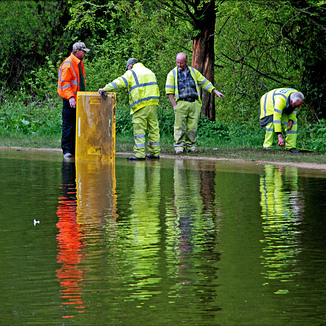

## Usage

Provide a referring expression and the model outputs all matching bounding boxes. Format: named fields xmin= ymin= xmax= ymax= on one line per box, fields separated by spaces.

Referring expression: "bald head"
xmin=176 ymin=52 xmax=188 ymax=71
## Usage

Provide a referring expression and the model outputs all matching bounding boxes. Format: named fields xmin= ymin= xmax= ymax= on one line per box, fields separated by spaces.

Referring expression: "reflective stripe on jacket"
xmin=57 ymin=53 xmax=86 ymax=100
xmin=165 ymin=66 xmax=215 ymax=105
xmin=259 ymin=88 xmax=298 ymax=133
xmin=103 ymin=63 xmax=160 ymax=114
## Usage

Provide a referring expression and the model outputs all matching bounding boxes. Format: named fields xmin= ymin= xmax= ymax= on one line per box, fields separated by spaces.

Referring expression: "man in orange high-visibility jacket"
xmin=57 ymin=42 xmax=90 ymax=159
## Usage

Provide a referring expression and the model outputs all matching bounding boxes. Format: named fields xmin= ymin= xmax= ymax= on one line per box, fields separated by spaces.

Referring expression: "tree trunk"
xmin=191 ymin=0 xmax=216 ymax=121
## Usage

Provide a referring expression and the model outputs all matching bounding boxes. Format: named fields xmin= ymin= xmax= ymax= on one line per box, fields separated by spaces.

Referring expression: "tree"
xmin=213 ymin=1 xmax=300 ymax=122
xmin=0 ymin=0 xmax=72 ymax=99
xmin=285 ymin=0 xmax=326 ymax=119
xmin=216 ymin=0 xmax=326 ymax=121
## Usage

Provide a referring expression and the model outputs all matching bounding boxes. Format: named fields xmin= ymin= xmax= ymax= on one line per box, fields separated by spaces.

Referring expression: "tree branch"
xmin=83 ymin=0 xmax=114 ymax=9
xmin=220 ymin=52 xmax=286 ymax=83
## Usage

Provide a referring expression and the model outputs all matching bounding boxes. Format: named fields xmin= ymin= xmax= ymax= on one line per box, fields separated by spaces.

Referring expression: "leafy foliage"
xmin=299 ymin=119 xmax=326 ymax=151
xmin=0 ymin=0 xmax=72 ymax=98
xmin=0 ymin=96 xmax=61 ymax=135
xmin=0 ymin=0 xmax=325 ymax=148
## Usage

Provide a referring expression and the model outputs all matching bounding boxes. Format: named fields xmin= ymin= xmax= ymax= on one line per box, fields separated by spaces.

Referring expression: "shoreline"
xmin=1 ymin=146 xmax=326 ymax=171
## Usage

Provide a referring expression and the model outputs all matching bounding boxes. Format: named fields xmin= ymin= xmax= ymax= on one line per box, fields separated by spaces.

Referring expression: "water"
xmin=0 ymin=149 xmax=326 ymax=326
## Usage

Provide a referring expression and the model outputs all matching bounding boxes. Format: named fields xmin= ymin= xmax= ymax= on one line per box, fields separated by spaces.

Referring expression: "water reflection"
xmin=56 ymin=160 xmax=118 ymax=319
xmin=2 ymin=149 xmax=325 ymax=325
xmin=120 ymin=160 xmax=161 ymax=301
xmin=56 ymin=162 xmax=85 ymax=318
xmin=259 ymin=165 xmax=303 ymax=287
xmin=166 ymin=159 xmax=221 ymax=312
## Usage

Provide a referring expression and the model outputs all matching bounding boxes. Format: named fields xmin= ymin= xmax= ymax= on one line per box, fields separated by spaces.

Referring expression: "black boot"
xmin=127 ymin=155 xmax=145 ymax=161
xmin=145 ymin=154 xmax=160 ymax=159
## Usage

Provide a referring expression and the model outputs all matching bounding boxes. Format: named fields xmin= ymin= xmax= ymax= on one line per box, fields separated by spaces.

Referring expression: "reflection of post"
xmin=259 ymin=165 xmax=302 ymax=284
xmin=76 ymin=161 xmax=117 ymax=226
xmin=56 ymin=161 xmax=84 ymax=319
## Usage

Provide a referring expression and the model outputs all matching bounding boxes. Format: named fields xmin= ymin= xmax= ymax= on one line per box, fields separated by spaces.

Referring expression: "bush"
xmin=0 ymin=94 xmax=62 ymax=135
xmin=298 ymin=119 xmax=326 ymax=152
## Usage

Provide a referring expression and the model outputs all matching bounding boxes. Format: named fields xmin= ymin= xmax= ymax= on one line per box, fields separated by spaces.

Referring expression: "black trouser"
xmin=61 ymin=98 xmax=76 ymax=155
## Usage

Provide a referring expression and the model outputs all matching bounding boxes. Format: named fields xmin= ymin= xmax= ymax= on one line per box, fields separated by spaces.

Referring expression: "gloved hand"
xmin=69 ymin=97 xmax=76 ymax=108
xmin=98 ymin=88 xmax=107 ymax=100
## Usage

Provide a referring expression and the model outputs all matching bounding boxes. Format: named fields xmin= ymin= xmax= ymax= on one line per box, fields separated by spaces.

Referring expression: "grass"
xmin=1 ymin=99 xmax=325 ymax=165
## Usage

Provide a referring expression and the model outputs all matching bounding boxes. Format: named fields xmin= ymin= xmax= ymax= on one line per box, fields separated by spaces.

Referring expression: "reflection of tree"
xmin=56 ymin=162 xmax=84 ymax=318
xmin=259 ymin=165 xmax=303 ymax=284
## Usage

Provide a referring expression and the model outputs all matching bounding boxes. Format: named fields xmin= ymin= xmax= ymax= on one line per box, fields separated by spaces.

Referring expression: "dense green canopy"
xmin=0 ymin=0 xmax=325 ymax=122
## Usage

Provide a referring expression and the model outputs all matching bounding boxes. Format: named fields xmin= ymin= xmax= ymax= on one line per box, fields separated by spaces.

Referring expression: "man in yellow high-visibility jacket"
xmin=165 ymin=52 xmax=224 ymax=154
xmin=259 ymin=88 xmax=304 ymax=153
xmin=99 ymin=58 xmax=160 ymax=160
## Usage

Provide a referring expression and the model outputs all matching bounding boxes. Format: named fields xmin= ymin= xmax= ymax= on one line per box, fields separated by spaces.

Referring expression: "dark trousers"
xmin=61 ymin=98 xmax=76 ymax=155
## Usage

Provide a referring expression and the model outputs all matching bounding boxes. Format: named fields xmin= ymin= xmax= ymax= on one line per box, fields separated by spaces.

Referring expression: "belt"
xmin=179 ymin=97 xmax=197 ymax=102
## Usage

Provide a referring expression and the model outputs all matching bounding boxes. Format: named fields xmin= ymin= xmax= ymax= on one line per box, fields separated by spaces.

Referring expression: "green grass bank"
xmin=1 ymin=100 xmax=325 ymax=165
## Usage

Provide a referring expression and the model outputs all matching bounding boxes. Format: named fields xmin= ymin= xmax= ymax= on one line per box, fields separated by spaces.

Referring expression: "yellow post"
xmin=75 ymin=91 xmax=116 ymax=161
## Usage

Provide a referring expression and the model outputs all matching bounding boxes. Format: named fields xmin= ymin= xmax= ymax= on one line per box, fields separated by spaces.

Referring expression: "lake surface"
xmin=0 ymin=149 xmax=326 ymax=326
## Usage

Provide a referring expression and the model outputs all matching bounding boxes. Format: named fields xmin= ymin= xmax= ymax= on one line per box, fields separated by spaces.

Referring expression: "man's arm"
xmin=60 ymin=63 xmax=77 ymax=108
xmin=194 ymin=69 xmax=224 ymax=98
xmin=168 ymin=94 xmax=177 ymax=110
xmin=99 ymin=72 xmax=131 ymax=94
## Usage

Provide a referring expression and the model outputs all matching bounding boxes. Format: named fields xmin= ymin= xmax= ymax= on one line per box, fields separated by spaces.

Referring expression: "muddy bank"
xmin=2 ymin=146 xmax=325 ymax=171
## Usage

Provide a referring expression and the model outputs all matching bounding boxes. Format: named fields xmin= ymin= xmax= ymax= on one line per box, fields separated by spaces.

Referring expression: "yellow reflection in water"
xmin=117 ymin=161 xmax=162 ymax=301
xmin=76 ymin=160 xmax=117 ymax=224
xmin=259 ymin=165 xmax=303 ymax=284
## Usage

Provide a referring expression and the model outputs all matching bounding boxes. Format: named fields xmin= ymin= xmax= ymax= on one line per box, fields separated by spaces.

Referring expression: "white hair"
xmin=291 ymin=92 xmax=304 ymax=103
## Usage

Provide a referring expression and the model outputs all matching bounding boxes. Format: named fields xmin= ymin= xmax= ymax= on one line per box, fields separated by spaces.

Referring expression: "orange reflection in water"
xmin=56 ymin=160 xmax=117 ymax=319
xmin=56 ymin=162 xmax=85 ymax=318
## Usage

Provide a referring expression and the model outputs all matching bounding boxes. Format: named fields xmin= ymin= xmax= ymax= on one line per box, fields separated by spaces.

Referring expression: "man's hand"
xmin=69 ymin=97 xmax=76 ymax=108
xmin=98 ymin=88 xmax=104 ymax=94
xmin=287 ymin=120 xmax=293 ymax=131
xmin=277 ymin=134 xmax=285 ymax=147
xmin=213 ymin=89 xmax=225 ymax=99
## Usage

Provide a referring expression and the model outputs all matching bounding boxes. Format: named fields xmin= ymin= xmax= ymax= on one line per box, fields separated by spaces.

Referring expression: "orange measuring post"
xmin=75 ymin=92 xmax=116 ymax=161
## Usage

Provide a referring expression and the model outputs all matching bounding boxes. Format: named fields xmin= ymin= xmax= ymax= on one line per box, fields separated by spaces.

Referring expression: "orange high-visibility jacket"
xmin=57 ymin=53 xmax=86 ymax=100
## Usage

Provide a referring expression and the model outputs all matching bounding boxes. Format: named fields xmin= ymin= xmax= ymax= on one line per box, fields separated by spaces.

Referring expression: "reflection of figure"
xmin=56 ymin=162 xmax=84 ymax=318
xmin=173 ymin=159 xmax=201 ymax=258
xmin=259 ymin=165 xmax=302 ymax=282
xmin=118 ymin=161 xmax=161 ymax=298
xmin=168 ymin=159 xmax=220 ymax=290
